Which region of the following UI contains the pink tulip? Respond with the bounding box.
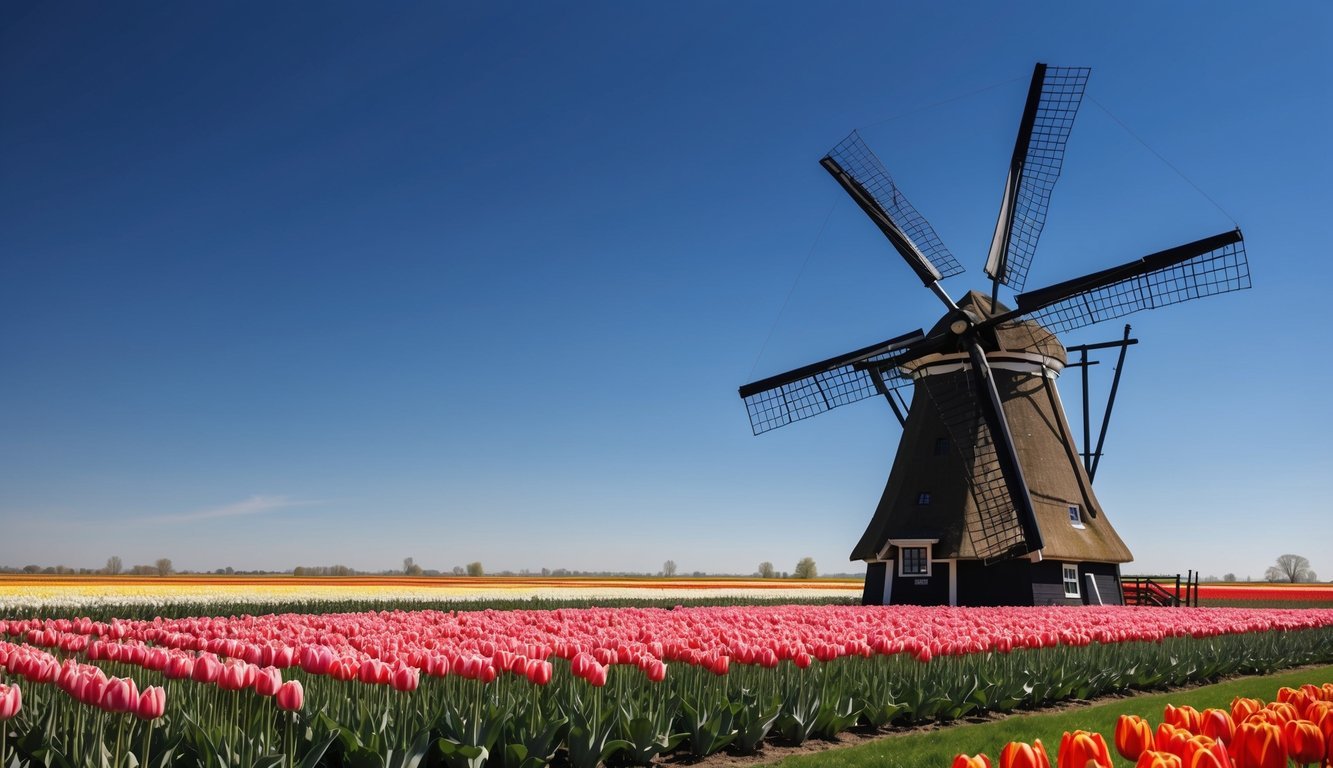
[100,677,139,713]
[135,686,166,720]
[0,684,20,720]
[275,680,303,712]
[390,666,419,693]
[253,666,283,696]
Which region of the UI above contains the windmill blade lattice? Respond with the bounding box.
[739,332,924,435]
[986,65,1091,293]
[825,132,964,280]
[1016,235,1249,334]
[914,368,1035,563]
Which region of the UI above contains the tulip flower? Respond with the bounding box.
[253,666,282,696]
[1117,714,1155,761]
[1232,697,1263,724]
[643,658,667,683]
[1058,730,1113,768]
[525,659,553,686]
[1156,723,1191,759]
[1000,740,1051,768]
[275,680,303,712]
[1283,719,1325,765]
[1136,751,1184,768]
[134,686,166,721]
[1166,704,1204,734]
[1231,719,1285,768]
[390,666,419,693]
[1200,709,1235,745]
[954,754,992,768]
[1181,735,1229,768]
[0,684,20,720]
[100,677,139,714]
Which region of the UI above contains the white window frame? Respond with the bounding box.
[1062,563,1081,598]
[891,539,936,578]
[1067,505,1085,529]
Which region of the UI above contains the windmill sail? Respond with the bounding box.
[822,132,964,285]
[1006,230,1248,334]
[738,330,924,435]
[985,64,1091,293]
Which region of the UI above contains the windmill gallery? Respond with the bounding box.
[739,64,1250,608]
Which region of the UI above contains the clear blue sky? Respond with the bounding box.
[2,2,1329,579]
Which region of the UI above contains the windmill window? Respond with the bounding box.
[1063,564,1081,598]
[934,437,950,456]
[1068,505,1085,529]
[917,492,931,506]
[899,546,930,577]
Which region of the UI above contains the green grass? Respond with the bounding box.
[762,664,1333,768]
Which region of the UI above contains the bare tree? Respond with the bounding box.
[403,557,423,576]
[661,560,678,577]
[155,558,173,577]
[793,557,817,579]
[757,561,776,579]
[466,561,484,577]
[1264,554,1317,583]
[105,556,123,575]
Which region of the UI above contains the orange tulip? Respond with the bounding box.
[1000,740,1052,768]
[1232,697,1263,724]
[1117,714,1155,761]
[1283,719,1325,765]
[1059,730,1113,768]
[1264,702,1299,724]
[1135,750,1184,768]
[1200,708,1236,745]
[1181,735,1229,768]
[1231,719,1285,768]
[1157,723,1192,759]
[953,754,993,768]
[1166,704,1204,734]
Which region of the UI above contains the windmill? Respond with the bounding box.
[738,64,1249,607]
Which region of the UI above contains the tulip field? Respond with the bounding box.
[950,681,1333,768]
[1,603,1332,767]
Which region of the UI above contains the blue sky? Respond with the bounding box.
[2,3,1329,579]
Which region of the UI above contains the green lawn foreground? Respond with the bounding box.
[764,664,1333,768]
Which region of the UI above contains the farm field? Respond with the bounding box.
[2,595,1332,767]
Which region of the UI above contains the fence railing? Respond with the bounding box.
[1122,571,1199,607]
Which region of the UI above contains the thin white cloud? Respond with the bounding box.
[144,495,319,524]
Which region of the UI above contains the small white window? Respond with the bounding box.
[1067,505,1085,529]
[899,545,931,577]
[1062,564,1080,598]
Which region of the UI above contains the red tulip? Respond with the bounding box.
[100,677,139,713]
[390,666,419,693]
[1059,730,1112,768]
[1136,751,1183,768]
[192,654,222,684]
[253,666,282,696]
[275,680,303,712]
[525,659,553,686]
[0,684,20,720]
[134,686,166,721]
[1231,720,1285,768]
[1156,723,1191,759]
[644,658,667,683]
[1000,740,1051,768]
[1117,714,1155,761]
[218,662,248,691]
[1181,735,1229,768]
[1200,709,1235,745]
[585,663,608,688]
[1232,697,1263,724]
[1166,705,1203,734]
[1283,719,1324,765]
[954,754,992,768]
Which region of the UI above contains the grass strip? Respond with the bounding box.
[764,664,1333,768]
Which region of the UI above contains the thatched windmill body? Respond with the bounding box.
[739,65,1249,606]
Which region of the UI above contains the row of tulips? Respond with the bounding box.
[0,605,1331,767]
[953,683,1333,768]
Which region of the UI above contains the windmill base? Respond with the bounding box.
[861,558,1123,607]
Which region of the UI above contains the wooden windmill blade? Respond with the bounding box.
[993,229,1249,334]
[985,64,1091,295]
[913,341,1046,563]
[738,329,926,435]
[821,132,964,292]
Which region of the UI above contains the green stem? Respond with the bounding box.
[141,721,152,768]
[113,715,126,768]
